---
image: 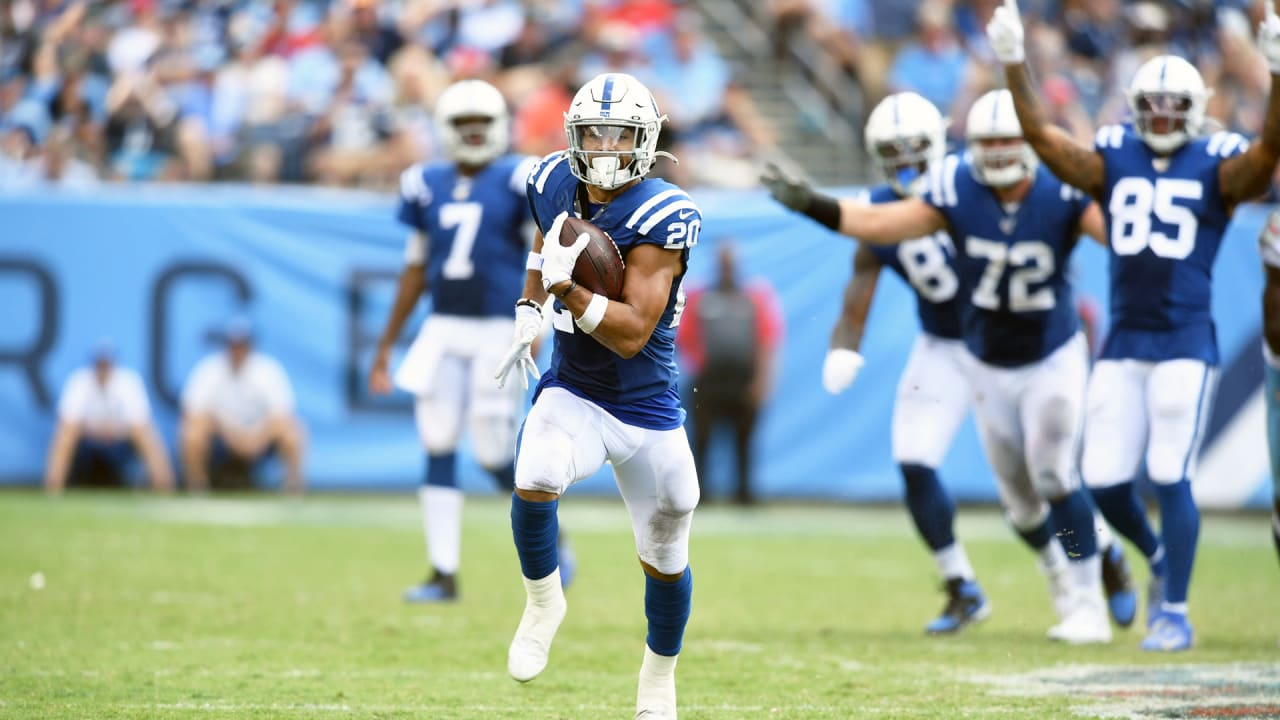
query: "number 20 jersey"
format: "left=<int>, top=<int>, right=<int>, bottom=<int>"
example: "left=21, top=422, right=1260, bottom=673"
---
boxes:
left=526, top=152, right=699, bottom=430
left=397, top=154, right=536, bottom=317
left=1095, top=123, right=1248, bottom=364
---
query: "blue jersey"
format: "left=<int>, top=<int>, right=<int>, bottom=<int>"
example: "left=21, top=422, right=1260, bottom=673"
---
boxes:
left=925, top=155, right=1090, bottom=367
left=397, top=154, right=536, bottom=317
left=863, top=184, right=963, bottom=340
left=1094, top=123, right=1248, bottom=364
left=526, top=152, right=698, bottom=430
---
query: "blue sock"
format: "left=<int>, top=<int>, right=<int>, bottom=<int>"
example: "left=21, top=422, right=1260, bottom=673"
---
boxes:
left=424, top=452, right=457, bottom=487
left=1154, top=481, right=1199, bottom=606
left=899, top=464, right=956, bottom=551
left=1014, top=515, right=1053, bottom=551
left=510, top=492, right=559, bottom=581
left=489, top=463, right=515, bottom=491
left=645, top=567, right=693, bottom=657
left=1049, top=490, right=1099, bottom=560
left=1091, top=482, right=1163, bottom=571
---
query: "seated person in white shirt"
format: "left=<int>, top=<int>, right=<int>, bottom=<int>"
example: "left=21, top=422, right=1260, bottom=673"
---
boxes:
left=179, top=317, right=305, bottom=493
left=44, top=339, right=174, bottom=493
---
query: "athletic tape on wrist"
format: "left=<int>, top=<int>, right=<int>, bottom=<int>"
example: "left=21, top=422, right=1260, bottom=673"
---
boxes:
left=526, top=252, right=543, bottom=270
left=575, top=293, right=608, bottom=334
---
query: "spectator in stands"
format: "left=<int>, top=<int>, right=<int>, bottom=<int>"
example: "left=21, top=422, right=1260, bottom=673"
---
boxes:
left=180, top=317, right=305, bottom=493
left=676, top=242, right=783, bottom=505
left=103, top=69, right=181, bottom=181
left=305, top=38, right=394, bottom=186
left=648, top=10, right=776, bottom=188
left=211, top=11, right=292, bottom=181
left=44, top=339, right=173, bottom=494
left=887, top=1, right=976, bottom=117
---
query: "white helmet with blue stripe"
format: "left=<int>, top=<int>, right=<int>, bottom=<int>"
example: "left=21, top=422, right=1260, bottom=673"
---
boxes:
left=966, top=89, right=1038, bottom=188
left=863, top=92, right=947, bottom=197
left=1126, top=55, right=1209, bottom=155
left=564, top=73, right=674, bottom=190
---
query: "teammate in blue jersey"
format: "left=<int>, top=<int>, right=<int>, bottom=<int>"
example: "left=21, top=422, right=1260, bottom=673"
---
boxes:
left=369, top=79, right=547, bottom=603
left=822, top=91, right=993, bottom=635
left=1260, top=212, right=1280, bottom=567
left=765, top=89, right=1120, bottom=644
left=492, top=72, right=699, bottom=719
left=990, top=0, right=1280, bottom=650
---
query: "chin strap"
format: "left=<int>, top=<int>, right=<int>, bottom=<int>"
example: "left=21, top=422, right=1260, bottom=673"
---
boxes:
left=654, top=150, right=679, bottom=164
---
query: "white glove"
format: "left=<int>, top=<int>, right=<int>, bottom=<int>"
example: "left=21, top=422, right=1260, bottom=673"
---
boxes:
left=494, top=303, right=543, bottom=390
left=986, top=0, right=1025, bottom=65
left=822, top=348, right=865, bottom=395
left=1260, top=1, right=1280, bottom=74
left=540, top=211, right=590, bottom=293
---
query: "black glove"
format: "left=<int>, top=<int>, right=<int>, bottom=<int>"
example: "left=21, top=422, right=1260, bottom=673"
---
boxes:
left=760, top=162, right=813, bottom=212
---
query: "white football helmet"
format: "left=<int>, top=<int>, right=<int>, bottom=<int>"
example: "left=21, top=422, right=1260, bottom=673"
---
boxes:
left=966, top=89, right=1038, bottom=187
left=564, top=72, right=675, bottom=190
left=863, top=92, right=947, bottom=197
left=435, top=79, right=510, bottom=166
left=1126, top=55, right=1210, bottom=155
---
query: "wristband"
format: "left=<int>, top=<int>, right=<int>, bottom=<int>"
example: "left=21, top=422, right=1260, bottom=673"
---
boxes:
left=575, top=293, right=608, bottom=334
left=515, top=298, right=541, bottom=313
left=806, top=193, right=842, bottom=232
left=526, top=251, right=543, bottom=270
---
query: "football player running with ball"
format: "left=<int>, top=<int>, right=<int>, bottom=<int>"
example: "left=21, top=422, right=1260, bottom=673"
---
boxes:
left=821, top=91, right=993, bottom=635
left=989, top=0, right=1280, bottom=650
left=494, top=72, right=700, bottom=720
left=765, top=89, right=1117, bottom=644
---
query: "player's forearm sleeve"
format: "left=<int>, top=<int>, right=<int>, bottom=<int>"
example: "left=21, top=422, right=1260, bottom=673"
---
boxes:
left=802, top=192, right=842, bottom=232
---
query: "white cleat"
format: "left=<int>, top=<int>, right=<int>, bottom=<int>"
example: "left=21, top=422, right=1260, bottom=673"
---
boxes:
left=507, top=569, right=567, bottom=683
left=1047, top=593, right=1112, bottom=645
left=635, top=645, right=678, bottom=720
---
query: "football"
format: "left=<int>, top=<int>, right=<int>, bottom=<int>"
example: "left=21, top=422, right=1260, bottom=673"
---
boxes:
left=560, top=216, right=626, bottom=300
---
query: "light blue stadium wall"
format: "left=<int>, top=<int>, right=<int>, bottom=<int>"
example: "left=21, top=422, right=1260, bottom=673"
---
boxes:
left=0, top=185, right=1270, bottom=507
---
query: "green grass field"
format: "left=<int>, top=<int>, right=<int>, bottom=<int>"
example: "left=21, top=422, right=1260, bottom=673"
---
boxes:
left=2, top=491, right=1277, bottom=719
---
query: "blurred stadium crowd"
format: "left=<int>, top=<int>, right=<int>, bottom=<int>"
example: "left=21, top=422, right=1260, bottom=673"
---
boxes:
left=0, top=0, right=776, bottom=189
left=0, top=0, right=1274, bottom=192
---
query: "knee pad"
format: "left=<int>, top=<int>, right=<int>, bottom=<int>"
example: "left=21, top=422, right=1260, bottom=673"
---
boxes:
left=470, top=414, right=516, bottom=470
left=514, top=427, right=576, bottom=496
left=1031, top=468, right=1079, bottom=501
left=637, top=509, right=694, bottom=576
left=415, top=396, right=462, bottom=455
left=1005, top=497, right=1049, bottom=533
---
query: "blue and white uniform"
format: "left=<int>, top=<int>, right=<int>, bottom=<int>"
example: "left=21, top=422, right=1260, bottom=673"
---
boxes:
left=528, top=151, right=696, bottom=431
left=1082, top=125, right=1246, bottom=488
left=393, top=153, right=535, bottom=465
left=862, top=184, right=972, bottom=468
left=925, top=155, right=1092, bottom=524
left=516, top=150, right=701, bottom=575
